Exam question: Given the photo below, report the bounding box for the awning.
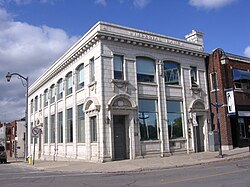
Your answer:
[233,69,250,81]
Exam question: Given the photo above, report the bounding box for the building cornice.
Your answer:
[29,22,208,96]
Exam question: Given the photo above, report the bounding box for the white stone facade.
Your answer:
[28,22,210,162]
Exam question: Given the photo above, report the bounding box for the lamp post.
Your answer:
[211,48,228,158]
[6,72,29,162]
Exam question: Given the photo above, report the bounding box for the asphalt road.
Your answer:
[0,157,249,187]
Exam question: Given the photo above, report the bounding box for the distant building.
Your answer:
[208,48,250,150]
[10,118,26,158]
[0,119,26,158]
[28,22,210,162]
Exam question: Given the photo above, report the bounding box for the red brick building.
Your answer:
[208,48,250,150]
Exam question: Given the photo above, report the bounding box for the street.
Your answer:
[0,158,249,187]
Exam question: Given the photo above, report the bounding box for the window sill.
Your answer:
[88,81,97,87]
[140,140,160,143]
[165,84,182,88]
[190,87,202,94]
[169,138,186,142]
[137,82,157,86]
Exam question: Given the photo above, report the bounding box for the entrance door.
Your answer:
[113,115,127,160]
[195,116,205,152]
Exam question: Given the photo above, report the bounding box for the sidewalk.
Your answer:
[10,147,250,173]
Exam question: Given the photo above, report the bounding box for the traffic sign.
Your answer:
[32,127,40,137]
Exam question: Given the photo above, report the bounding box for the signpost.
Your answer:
[32,127,39,165]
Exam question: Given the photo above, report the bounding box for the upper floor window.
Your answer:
[66,72,73,96]
[44,89,48,107]
[57,78,63,100]
[34,96,38,112]
[136,57,155,83]
[50,84,55,103]
[114,55,124,80]
[164,61,180,85]
[190,66,198,87]
[39,94,42,110]
[233,69,250,90]
[210,72,218,91]
[30,99,34,114]
[76,64,84,90]
[90,58,95,82]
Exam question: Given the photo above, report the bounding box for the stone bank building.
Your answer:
[28,22,210,162]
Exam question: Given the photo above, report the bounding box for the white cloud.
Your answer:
[244,46,250,58]
[95,0,107,6]
[189,0,237,9]
[0,8,79,122]
[133,0,151,8]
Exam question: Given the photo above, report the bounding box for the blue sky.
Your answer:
[0,0,250,122]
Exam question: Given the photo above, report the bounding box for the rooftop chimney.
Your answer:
[185,30,204,50]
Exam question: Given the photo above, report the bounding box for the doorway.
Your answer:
[195,116,205,152]
[113,115,127,160]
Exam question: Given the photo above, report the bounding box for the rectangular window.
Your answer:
[77,104,85,143]
[139,99,158,141]
[136,57,155,82]
[57,112,63,143]
[210,72,218,91]
[90,116,97,142]
[114,55,124,80]
[238,118,247,139]
[67,108,73,143]
[190,66,198,87]
[167,100,184,139]
[90,58,95,82]
[50,114,55,143]
[30,122,33,144]
[44,117,48,143]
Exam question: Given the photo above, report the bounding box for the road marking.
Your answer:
[161,168,250,185]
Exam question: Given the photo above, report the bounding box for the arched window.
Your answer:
[164,61,180,85]
[44,89,49,107]
[66,72,73,96]
[57,78,63,100]
[136,57,155,82]
[76,64,84,90]
[50,84,55,103]
[34,96,38,112]
[30,99,34,114]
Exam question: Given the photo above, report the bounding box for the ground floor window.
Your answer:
[238,118,247,139]
[58,112,63,143]
[77,104,85,143]
[167,100,184,139]
[50,114,55,143]
[67,108,73,143]
[44,117,48,143]
[138,99,158,141]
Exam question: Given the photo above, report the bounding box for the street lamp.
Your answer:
[6,72,29,162]
[211,48,228,158]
